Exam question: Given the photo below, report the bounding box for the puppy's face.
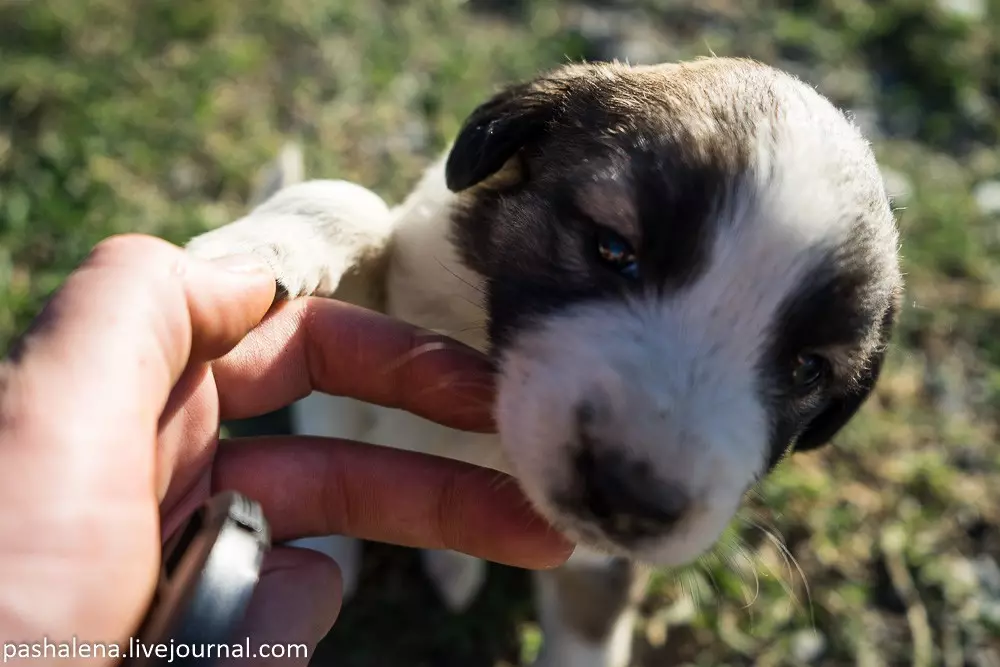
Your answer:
[445,58,902,566]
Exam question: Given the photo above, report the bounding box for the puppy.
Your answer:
[186,57,902,667]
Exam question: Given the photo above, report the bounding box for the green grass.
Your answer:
[3,0,1000,665]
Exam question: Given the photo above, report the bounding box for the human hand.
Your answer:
[0,234,572,666]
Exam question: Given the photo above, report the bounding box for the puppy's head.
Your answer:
[445,58,902,566]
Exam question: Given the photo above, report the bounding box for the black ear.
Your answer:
[793,297,899,452]
[444,80,561,192]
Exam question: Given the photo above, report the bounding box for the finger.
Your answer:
[212,436,574,570]
[212,297,496,432]
[218,547,341,667]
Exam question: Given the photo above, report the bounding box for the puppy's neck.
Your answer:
[385,156,491,352]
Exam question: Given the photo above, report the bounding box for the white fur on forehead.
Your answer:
[750,69,897,248]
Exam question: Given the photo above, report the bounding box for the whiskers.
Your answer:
[436,258,489,313]
[676,566,714,616]
[379,339,455,376]
[688,527,761,628]
[375,329,493,393]
[735,507,816,628]
[368,257,490,381]
[662,508,815,636]
[720,534,762,611]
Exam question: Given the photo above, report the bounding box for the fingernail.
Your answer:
[211,254,272,275]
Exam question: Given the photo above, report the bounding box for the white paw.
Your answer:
[185,224,338,299]
[290,535,364,601]
[420,549,487,612]
[185,179,392,299]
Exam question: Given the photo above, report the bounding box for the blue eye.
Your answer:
[596,230,639,279]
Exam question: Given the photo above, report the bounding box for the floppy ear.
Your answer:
[793,296,899,452]
[444,80,562,192]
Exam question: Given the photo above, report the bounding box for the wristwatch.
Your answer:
[120,491,271,666]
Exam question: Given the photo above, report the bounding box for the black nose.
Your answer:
[574,446,689,541]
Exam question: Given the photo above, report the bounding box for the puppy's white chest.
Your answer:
[367,229,505,470]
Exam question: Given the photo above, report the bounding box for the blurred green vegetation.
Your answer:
[2,0,1000,665]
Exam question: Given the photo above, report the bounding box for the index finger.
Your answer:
[212,298,497,432]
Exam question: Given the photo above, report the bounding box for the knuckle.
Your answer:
[92,233,176,262]
[436,468,470,553]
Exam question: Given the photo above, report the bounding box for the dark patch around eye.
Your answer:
[772,256,874,357]
[449,117,745,359]
[628,144,731,292]
[759,248,880,468]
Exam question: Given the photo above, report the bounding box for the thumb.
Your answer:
[0,235,277,652]
[221,547,342,667]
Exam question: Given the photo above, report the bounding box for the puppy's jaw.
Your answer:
[495,297,762,565]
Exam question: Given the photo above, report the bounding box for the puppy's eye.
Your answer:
[596,229,639,279]
[792,354,829,391]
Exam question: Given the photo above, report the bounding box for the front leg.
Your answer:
[532,550,650,667]
[186,179,393,303]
